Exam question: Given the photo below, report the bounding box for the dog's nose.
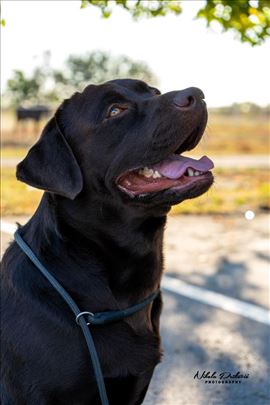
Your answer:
[173,87,205,110]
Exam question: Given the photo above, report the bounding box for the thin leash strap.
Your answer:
[81,290,159,325]
[14,230,109,405]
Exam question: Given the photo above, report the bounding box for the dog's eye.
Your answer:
[107,105,126,118]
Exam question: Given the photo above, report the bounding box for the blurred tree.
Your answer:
[4,51,156,106]
[81,0,270,46]
[210,102,270,115]
[6,69,46,106]
[53,51,156,94]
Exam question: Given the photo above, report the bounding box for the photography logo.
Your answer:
[194,370,249,384]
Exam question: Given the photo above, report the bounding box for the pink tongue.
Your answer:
[152,155,214,179]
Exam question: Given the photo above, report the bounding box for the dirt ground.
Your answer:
[164,213,269,309]
[1,214,270,404]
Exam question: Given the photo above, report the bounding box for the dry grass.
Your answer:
[1,147,28,159]
[1,109,50,147]
[1,109,269,216]
[172,168,269,215]
[1,109,269,155]
[1,168,42,216]
[1,167,269,216]
[186,113,269,156]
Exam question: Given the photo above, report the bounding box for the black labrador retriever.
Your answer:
[1,79,214,405]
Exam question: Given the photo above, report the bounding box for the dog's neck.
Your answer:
[23,193,167,299]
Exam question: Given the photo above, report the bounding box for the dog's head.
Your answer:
[17,79,214,211]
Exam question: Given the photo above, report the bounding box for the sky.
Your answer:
[1,0,270,107]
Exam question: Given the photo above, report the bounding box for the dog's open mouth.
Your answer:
[117,154,214,197]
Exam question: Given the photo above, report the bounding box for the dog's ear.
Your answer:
[16,117,83,199]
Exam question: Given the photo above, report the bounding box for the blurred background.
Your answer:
[1,1,269,404]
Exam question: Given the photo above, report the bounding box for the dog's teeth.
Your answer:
[144,168,154,178]
[139,167,156,178]
[194,171,200,176]
[139,167,162,179]
[187,168,194,177]
[153,170,162,179]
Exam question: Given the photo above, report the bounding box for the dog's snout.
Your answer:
[173,87,205,110]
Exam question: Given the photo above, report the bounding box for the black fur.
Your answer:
[1,79,212,404]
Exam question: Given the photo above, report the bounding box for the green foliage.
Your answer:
[196,0,270,45]
[81,0,182,19]
[4,51,157,107]
[82,0,270,45]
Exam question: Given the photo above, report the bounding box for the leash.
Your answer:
[14,230,159,405]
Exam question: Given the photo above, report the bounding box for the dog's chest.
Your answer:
[36,319,161,392]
